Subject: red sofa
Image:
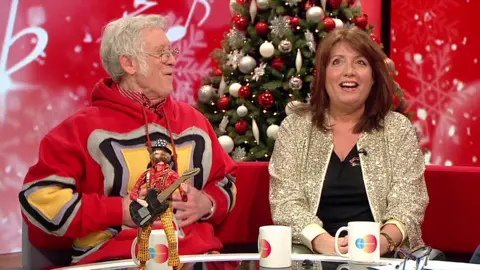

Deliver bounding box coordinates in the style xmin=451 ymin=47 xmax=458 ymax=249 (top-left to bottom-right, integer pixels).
xmin=216 ymin=162 xmax=480 ymax=254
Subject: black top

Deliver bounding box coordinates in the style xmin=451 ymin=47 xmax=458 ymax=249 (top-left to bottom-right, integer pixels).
xmin=317 ymin=145 xmax=374 ymax=237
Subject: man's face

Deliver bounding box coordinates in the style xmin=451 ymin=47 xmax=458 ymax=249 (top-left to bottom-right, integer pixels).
xmin=153 ymin=149 xmax=171 ymax=163
xmin=136 ymin=28 xmax=177 ymax=99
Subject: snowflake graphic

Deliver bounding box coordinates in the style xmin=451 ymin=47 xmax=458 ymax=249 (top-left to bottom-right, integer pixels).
xmin=403 ymin=44 xmax=465 ymax=147
xmin=392 ymin=0 xmax=460 ymax=46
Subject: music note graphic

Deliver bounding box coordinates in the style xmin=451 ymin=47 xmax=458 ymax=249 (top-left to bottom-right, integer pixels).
xmin=0 ymin=0 xmax=48 ymax=123
xmin=166 ymin=0 xmax=211 ymax=42
xmin=123 ymin=0 xmax=158 ymax=18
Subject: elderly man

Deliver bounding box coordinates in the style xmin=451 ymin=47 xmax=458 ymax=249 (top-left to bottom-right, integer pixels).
xmin=18 ymin=14 xmax=237 ymax=265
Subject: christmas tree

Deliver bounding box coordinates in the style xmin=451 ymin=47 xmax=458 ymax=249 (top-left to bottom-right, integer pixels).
xmin=195 ymin=0 xmax=411 ymax=161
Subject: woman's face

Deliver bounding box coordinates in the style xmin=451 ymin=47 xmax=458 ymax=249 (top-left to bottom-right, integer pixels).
xmin=325 ymin=41 xmax=374 ymax=112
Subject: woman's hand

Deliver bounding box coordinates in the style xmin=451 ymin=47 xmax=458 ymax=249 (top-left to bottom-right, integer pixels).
xmin=312 ymin=233 xmax=348 ymax=255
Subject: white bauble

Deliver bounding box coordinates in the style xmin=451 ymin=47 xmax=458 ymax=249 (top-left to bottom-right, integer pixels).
xmin=266 ymin=124 xmax=280 ymax=139
xmin=218 ymin=135 xmax=235 ymax=153
xmin=237 ymin=105 xmax=249 ymax=117
xmin=257 ymin=0 xmax=269 ymax=9
xmin=285 ymin=100 xmax=302 ymax=115
xmin=198 ymin=85 xmax=215 ymax=103
xmin=259 ymin=41 xmax=275 ymax=58
xmin=229 ymin=83 xmax=242 ymax=97
xmin=239 ymin=55 xmax=257 ymax=73
xmin=306 ymin=6 xmax=325 ymax=23
xmin=333 ymin=18 xmax=344 ymax=29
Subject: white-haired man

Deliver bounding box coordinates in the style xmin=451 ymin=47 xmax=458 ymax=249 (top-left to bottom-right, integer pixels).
xmin=19 ymin=14 xmax=237 ymax=266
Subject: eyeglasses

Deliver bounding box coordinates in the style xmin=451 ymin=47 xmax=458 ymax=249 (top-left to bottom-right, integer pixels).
xmin=394 ymin=246 xmax=432 ymax=270
xmin=146 ymin=48 xmax=179 ymax=63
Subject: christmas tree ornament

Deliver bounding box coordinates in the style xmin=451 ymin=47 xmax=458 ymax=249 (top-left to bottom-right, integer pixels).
xmin=237 ymin=105 xmax=249 ymax=117
xmin=285 ymin=100 xmax=302 ymax=115
xmin=333 ymin=18 xmax=344 ymax=29
xmin=249 ymin=0 xmax=257 ymax=23
xmin=266 ymin=124 xmax=280 ymax=139
xmin=257 ymin=0 xmax=270 ymax=10
xmin=289 ymin=76 xmax=303 ymax=90
xmin=258 ymin=90 xmax=275 ymax=109
xmin=327 ymin=0 xmax=344 ymax=9
xmin=256 ymin=22 xmax=269 ymax=36
xmin=259 ymin=41 xmax=275 ymax=58
xmin=229 ymin=82 xmax=242 ymax=97
xmin=238 ymin=85 xmax=252 ymax=98
xmin=370 ymin=33 xmax=380 ymax=45
xmin=253 ymin=62 xmax=267 ymax=81
xmin=226 ymin=50 xmax=244 ymax=69
xmin=252 ymin=118 xmax=260 ymax=144
xmin=239 ymin=55 xmax=257 ymax=73
xmin=235 ymin=120 xmax=249 ymax=135
xmin=217 ymin=96 xmax=231 ymax=110
xmin=218 ymin=76 xmax=226 ymax=96
xmin=271 ymin=57 xmax=285 ymax=71
xmin=232 ymin=147 xmax=247 ymax=161
xmin=278 ymin=39 xmax=293 ymax=53
xmin=306 ymin=6 xmax=325 ymax=23
xmin=320 ymin=0 xmax=327 ymax=9
xmin=353 ymin=14 xmax=368 ymax=29
xmin=212 ymin=68 xmax=223 ymax=76
xmin=269 ymin=16 xmax=292 ymax=39
xmin=290 ymin=16 xmax=300 ymax=29
xmin=218 ymin=135 xmax=235 ymax=153
xmin=305 ymin=30 xmax=317 ymax=53
xmin=295 ymin=49 xmax=302 ymax=73
xmin=233 ymin=15 xmax=248 ymax=30
xmin=198 ymin=85 xmax=215 ymax=103
xmin=237 ymin=0 xmax=245 ymax=5
xmin=219 ymin=115 xmax=229 ymax=134
xmin=323 ymin=17 xmax=336 ymax=31
xmin=227 ymin=28 xmax=246 ymax=49
xmin=284 ymin=0 xmax=302 ymax=6
xmin=304 ymin=0 xmax=313 ymax=10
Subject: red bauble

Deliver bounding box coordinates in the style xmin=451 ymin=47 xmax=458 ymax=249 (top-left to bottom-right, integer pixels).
xmin=233 ymin=15 xmax=248 ymax=30
xmin=370 ymin=34 xmax=381 ymax=45
xmin=258 ymin=91 xmax=275 ymax=109
xmin=323 ymin=17 xmax=336 ymax=32
xmin=212 ymin=68 xmax=223 ymax=77
xmin=290 ymin=16 xmax=300 ymax=29
xmin=353 ymin=14 xmax=368 ymax=29
xmin=271 ymin=57 xmax=285 ymax=71
xmin=304 ymin=0 xmax=313 ymax=10
xmin=235 ymin=120 xmax=249 ymax=135
xmin=238 ymin=85 xmax=252 ymax=99
xmin=237 ymin=0 xmax=245 ymax=5
xmin=217 ymin=96 xmax=231 ymax=110
xmin=256 ymin=22 xmax=269 ymax=36
xmin=327 ymin=0 xmax=347 ymax=9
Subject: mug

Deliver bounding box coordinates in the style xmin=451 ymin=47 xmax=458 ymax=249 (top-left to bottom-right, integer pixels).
xmin=258 ymin=225 xmax=292 ymax=268
xmin=334 ymin=221 xmax=380 ymax=263
xmin=131 ymin=229 xmax=178 ymax=270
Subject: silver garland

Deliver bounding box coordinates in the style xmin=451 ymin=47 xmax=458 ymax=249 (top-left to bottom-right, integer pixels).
xmin=304 ymin=30 xmax=317 ymax=53
xmin=269 ymin=16 xmax=292 ymax=39
xmin=232 ymin=147 xmax=247 ymax=161
xmin=227 ymin=28 xmax=246 ymax=49
xmin=252 ymin=62 xmax=267 ymax=81
xmin=226 ymin=50 xmax=244 ymax=69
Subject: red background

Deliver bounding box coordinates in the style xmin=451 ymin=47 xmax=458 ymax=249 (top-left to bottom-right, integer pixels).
xmin=3 ymin=0 xmax=475 ymax=255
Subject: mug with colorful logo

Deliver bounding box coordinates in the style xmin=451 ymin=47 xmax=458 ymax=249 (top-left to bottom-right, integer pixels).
xmin=131 ymin=229 xmax=178 ymax=270
xmin=258 ymin=225 xmax=292 ymax=268
xmin=334 ymin=221 xmax=380 ymax=263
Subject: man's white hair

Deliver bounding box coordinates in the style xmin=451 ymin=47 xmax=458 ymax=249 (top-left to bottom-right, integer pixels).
xmin=100 ymin=14 xmax=167 ymax=81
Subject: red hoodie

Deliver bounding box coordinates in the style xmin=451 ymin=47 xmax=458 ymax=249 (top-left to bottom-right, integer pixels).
xmin=19 ymin=78 xmax=237 ymax=265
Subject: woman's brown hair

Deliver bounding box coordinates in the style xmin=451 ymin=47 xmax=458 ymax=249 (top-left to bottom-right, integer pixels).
xmin=295 ymin=27 xmax=393 ymax=133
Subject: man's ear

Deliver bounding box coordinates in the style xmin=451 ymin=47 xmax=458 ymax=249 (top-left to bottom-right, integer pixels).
xmin=119 ymin=55 xmax=137 ymax=75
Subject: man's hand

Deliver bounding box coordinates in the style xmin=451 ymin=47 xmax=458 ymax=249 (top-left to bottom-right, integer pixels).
xmin=172 ymin=183 xmax=213 ymax=227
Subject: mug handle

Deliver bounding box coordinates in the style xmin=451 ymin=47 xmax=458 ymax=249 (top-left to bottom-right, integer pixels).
xmin=131 ymin=237 xmax=141 ymax=266
xmin=336 ymin=264 xmax=349 ymax=270
xmin=334 ymin=226 xmax=349 ymax=257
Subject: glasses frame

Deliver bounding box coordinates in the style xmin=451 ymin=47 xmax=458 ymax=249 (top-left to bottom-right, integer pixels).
xmin=394 ymin=246 xmax=432 ymax=270
xmin=145 ymin=48 xmax=179 ymax=63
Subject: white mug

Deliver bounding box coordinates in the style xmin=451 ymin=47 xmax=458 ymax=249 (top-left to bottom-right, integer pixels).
xmin=258 ymin=225 xmax=292 ymax=268
xmin=334 ymin=221 xmax=380 ymax=263
xmin=131 ymin=229 xmax=178 ymax=270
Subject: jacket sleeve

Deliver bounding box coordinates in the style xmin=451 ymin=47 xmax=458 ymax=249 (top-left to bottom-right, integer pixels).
xmin=200 ymin=118 xmax=237 ymax=226
xmin=383 ymin=113 xmax=429 ymax=250
xmin=130 ymin=171 xmax=148 ymax=201
xmin=269 ymin=114 xmax=326 ymax=251
xmin=18 ymin=126 xmax=123 ymax=239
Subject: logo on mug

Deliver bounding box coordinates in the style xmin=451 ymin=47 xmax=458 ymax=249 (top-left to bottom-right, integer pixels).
xmin=259 ymin=239 xmax=271 ymax=258
xmin=148 ymin=244 xmax=169 ymax=263
xmin=355 ymin=234 xmax=377 ymax=253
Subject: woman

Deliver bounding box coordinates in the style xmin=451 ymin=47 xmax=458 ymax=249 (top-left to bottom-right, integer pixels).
xmin=269 ymin=27 xmax=428 ymax=256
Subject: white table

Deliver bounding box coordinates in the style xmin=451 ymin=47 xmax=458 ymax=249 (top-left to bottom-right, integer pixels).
xmin=56 ymin=253 xmax=480 ymax=270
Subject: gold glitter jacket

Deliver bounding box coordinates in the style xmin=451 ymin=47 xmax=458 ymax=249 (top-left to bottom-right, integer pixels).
xmin=269 ymin=111 xmax=429 ymax=252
